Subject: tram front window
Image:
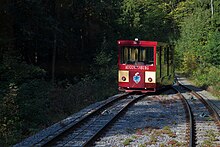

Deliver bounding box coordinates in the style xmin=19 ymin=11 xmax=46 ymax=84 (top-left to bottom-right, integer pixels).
xmin=120 ymin=47 xmax=154 ymax=65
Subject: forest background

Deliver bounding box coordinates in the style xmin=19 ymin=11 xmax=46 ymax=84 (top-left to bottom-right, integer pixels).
xmin=0 ymin=0 xmax=219 ymax=145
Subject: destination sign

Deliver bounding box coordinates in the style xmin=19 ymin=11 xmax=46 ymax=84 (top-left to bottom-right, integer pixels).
xmin=125 ymin=65 xmax=149 ymax=70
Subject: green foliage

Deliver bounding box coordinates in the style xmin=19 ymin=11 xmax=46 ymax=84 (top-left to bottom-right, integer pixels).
xmin=92 ymin=50 xmax=117 ymax=80
xmin=202 ymin=129 xmax=219 ymax=147
xmin=1 ymin=62 xmax=46 ymax=84
xmin=181 ymin=51 xmax=198 ymax=75
xmin=192 ymin=64 xmax=220 ymax=90
xmin=169 ymin=0 xmax=195 ymax=25
xmin=174 ymin=0 xmax=220 ymax=96
xmin=204 ymin=31 xmax=220 ymax=66
xmin=16 ymin=79 xmax=52 ymax=127
xmin=48 ymin=50 xmax=118 ymax=117
xmin=0 ymin=60 xmax=51 ymax=145
xmin=212 ymin=0 xmax=220 ymax=29
xmin=0 ymin=84 xmax=21 ymax=145
xmin=118 ymin=0 xmax=172 ymax=41
xmin=123 ymin=138 xmax=133 ymax=146
xmin=175 ymin=7 xmax=211 ymax=56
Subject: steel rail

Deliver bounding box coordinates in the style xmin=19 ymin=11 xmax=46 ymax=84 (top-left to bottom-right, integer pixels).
xmin=82 ymin=87 xmax=171 ymax=146
xmin=172 ymin=86 xmax=195 ymax=147
xmin=82 ymin=94 xmax=146 ymax=146
xmin=178 ymin=83 xmax=220 ymax=126
xmin=31 ymin=87 xmax=171 ymax=146
xmin=206 ymin=98 xmax=220 ymax=111
xmin=35 ymin=93 xmax=131 ymax=146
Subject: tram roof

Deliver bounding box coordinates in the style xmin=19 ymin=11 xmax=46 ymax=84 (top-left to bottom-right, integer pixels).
xmin=117 ymin=40 xmax=169 ymax=47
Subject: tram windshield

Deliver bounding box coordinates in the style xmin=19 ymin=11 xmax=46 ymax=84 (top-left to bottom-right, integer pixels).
xmin=120 ymin=46 xmax=154 ymax=65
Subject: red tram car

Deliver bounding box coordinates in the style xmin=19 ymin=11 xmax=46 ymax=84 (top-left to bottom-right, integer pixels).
xmin=118 ymin=38 xmax=174 ymax=93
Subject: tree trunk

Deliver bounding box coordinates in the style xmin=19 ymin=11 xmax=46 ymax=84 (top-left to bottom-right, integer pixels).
xmin=52 ymin=33 xmax=56 ymax=83
xmin=211 ymin=0 xmax=214 ymax=18
xmin=35 ymin=40 xmax=38 ymax=64
xmin=0 ymin=47 xmax=3 ymax=63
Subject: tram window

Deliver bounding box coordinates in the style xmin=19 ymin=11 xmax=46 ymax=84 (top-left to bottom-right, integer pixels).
xmin=130 ymin=48 xmax=138 ymax=62
xmin=121 ymin=47 xmax=128 ymax=63
xmin=120 ymin=47 xmax=154 ymax=65
xmin=167 ymin=47 xmax=169 ymax=76
xmin=139 ymin=48 xmax=146 ymax=63
xmin=164 ymin=47 xmax=167 ymax=63
xmin=146 ymin=47 xmax=154 ymax=64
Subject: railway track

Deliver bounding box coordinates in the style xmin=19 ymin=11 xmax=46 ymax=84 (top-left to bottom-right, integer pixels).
xmin=33 ymin=93 xmax=146 ymax=146
xmin=172 ymin=85 xmax=195 ymax=147
xmin=174 ymin=81 xmax=220 ymax=146
xmin=95 ymin=88 xmax=189 ymax=146
xmin=14 ymin=82 xmax=219 ymax=146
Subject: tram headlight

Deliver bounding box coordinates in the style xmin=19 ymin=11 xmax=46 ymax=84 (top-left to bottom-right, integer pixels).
xmin=118 ymin=70 xmax=129 ymax=82
xmin=148 ymin=77 xmax=153 ymax=82
xmin=122 ymin=76 xmax=126 ymax=81
xmin=145 ymin=71 xmax=156 ymax=83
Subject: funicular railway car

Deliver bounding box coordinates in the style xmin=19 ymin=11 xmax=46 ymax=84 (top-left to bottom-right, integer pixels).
xmin=118 ymin=38 xmax=174 ymax=93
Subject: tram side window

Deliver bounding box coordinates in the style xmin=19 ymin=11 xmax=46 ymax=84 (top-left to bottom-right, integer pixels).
xmin=146 ymin=47 xmax=154 ymax=65
xmin=169 ymin=46 xmax=174 ymax=74
xmin=166 ymin=47 xmax=169 ymax=76
xmin=157 ymin=47 xmax=162 ymax=77
xmin=164 ymin=47 xmax=167 ymax=63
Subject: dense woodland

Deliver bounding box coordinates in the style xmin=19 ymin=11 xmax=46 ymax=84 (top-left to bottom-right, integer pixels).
xmin=0 ymin=0 xmax=219 ymax=145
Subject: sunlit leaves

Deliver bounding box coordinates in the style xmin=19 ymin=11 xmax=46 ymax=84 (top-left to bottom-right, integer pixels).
xmin=169 ymin=0 xmax=195 ymax=25
xmin=175 ymin=7 xmax=211 ymax=56
xmin=174 ymin=0 xmax=220 ymax=95
xmin=119 ymin=0 xmax=171 ymax=41
xmin=204 ymin=31 xmax=220 ymax=66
